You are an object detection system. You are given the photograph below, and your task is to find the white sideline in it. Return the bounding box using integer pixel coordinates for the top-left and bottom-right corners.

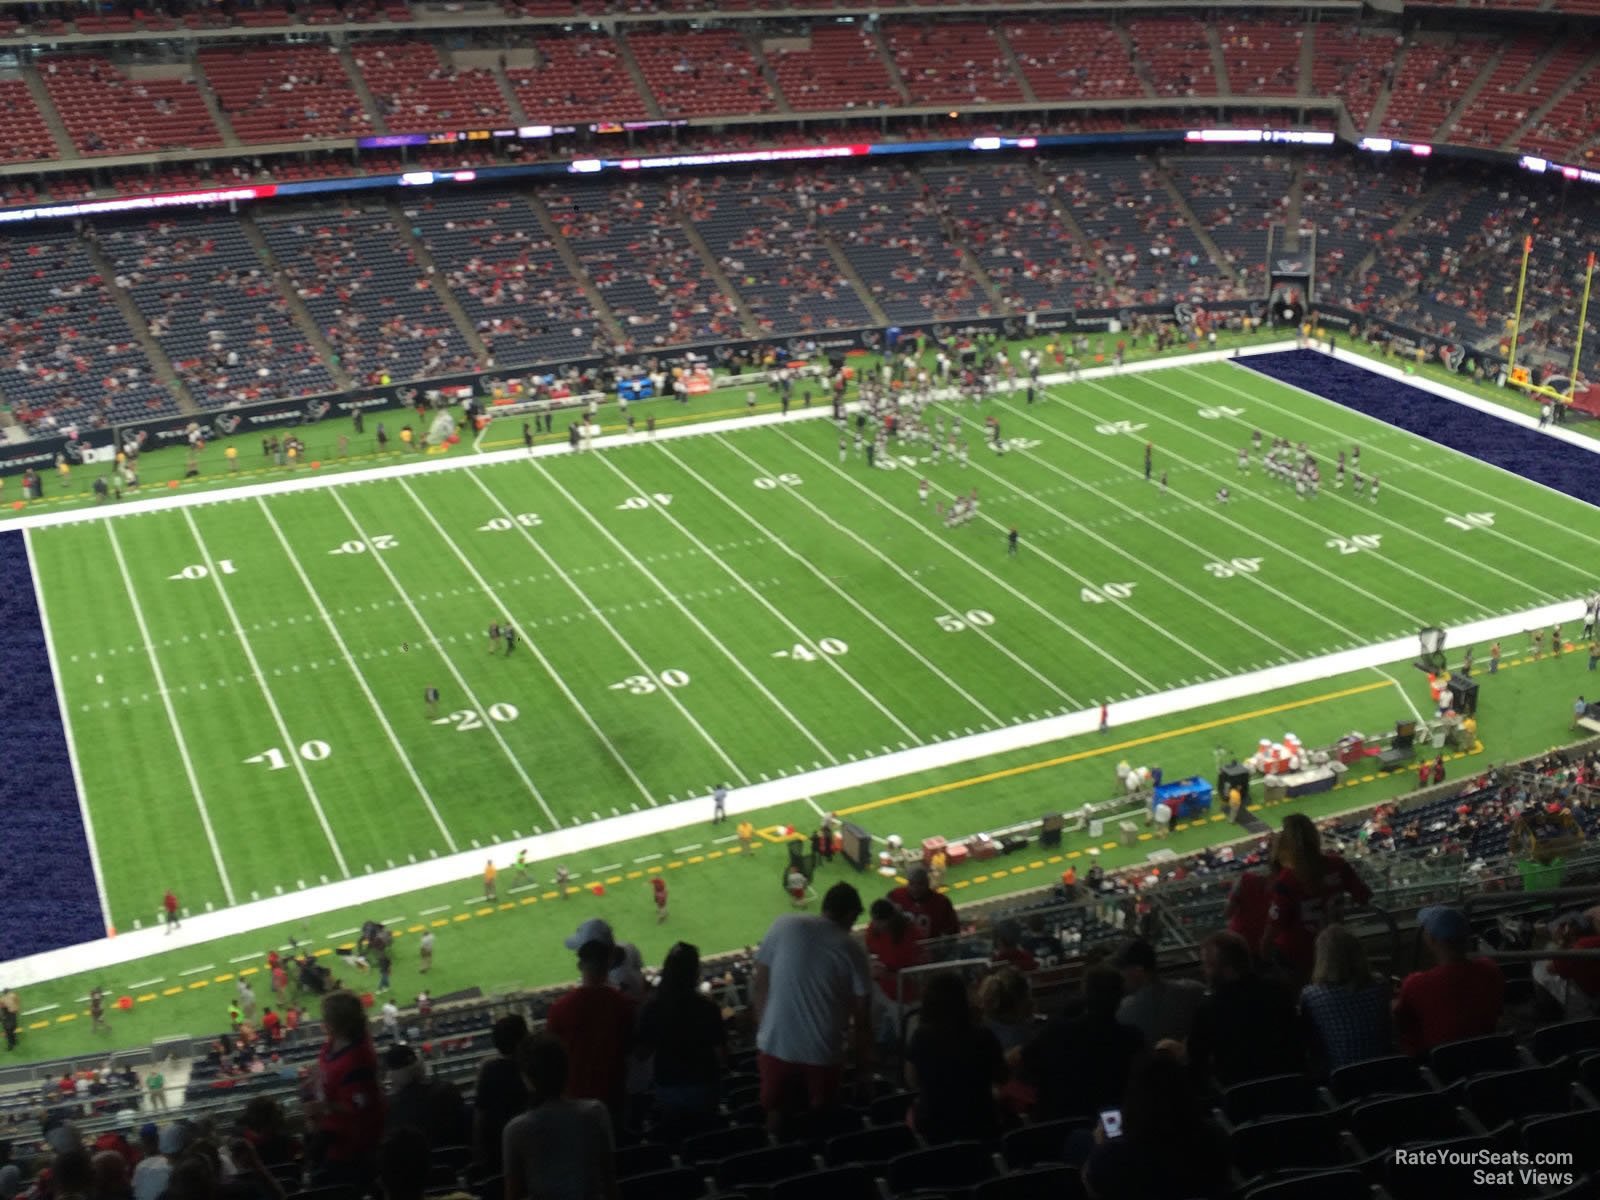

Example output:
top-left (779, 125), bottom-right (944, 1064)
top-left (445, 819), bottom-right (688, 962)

top-left (2, 339), bottom-right (1581, 990)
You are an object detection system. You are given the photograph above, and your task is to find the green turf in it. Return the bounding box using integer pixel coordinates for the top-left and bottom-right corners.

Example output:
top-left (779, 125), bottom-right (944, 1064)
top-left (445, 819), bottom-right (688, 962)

top-left (13, 350), bottom-right (1600, 1064)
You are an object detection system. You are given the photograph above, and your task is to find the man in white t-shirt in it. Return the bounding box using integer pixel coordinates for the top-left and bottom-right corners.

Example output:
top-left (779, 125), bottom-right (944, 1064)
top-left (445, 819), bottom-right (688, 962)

top-left (752, 882), bottom-right (872, 1135)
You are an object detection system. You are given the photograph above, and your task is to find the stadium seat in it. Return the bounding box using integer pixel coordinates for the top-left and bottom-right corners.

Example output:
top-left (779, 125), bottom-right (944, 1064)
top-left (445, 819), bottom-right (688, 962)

top-left (824, 1123), bottom-right (920, 1169)
top-left (713, 1143), bottom-right (818, 1192)
top-left (1427, 1034), bottom-right (1523, 1085)
top-left (618, 1167), bottom-right (706, 1200)
top-left (969, 1165), bottom-right (1079, 1200)
top-left (870, 1090), bottom-right (918, 1126)
top-left (1222, 1074), bottom-right (1327, 1124)
top-left (769, 1165), bottom-right (880, 1200)
top-left (999, 1118), bottom-right (1089, 1169)
top-left (1523, 1111), bottom-right (1600, 1171)
top-left (1381, 1136), bottom-right (1495, 1200)
top-left (1541, 1174), bottom-right (1596, 1200)
top-left (1349, 1092), bottom-right (1469, 1157)
top-left (614, 1143), bottom-right (675, 1178)
top-left (1464, 1065), bottom-right (1572, 1127)
top-left (1531, 1018), bottom-right (1600, 1064)
top-left (680, 1125), bottom-right (769, 1166)
top-left (471, 1175), bottom-right (501, 1200)
top-left (1241, 1170), bottom-right (1371, 1200)
top-left (886, 1143), bottom-right (998, 1195)
top-left (1228, 1113), bottom-right (1349, 1180)
top-left (1326, 1055), bottom-right (1429, 1105)
top-left (287, 1188), bottom-right (359, 1200)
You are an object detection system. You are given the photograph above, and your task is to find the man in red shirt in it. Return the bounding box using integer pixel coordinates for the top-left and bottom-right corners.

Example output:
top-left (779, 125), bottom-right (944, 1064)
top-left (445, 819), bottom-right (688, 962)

top-left (1535, 915), bottom-right (1600, 1017)
top-left (261, 1007), bottom-right (282, 1043)
top-left (545, 938), bottom-right (635, 1127)
top-left (1394, 906), bottom-right (1505, 1055)
top-left (888, 865), bottom-right (959, 939)
top-left (990, 922), bottom-right (1037, 973)
top-left (163, 890), bottom-right (180, 933)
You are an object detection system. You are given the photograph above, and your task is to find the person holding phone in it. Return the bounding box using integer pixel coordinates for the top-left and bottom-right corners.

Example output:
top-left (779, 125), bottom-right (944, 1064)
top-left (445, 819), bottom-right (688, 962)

top-left (1080, 1049), bottom-right (1229, 1200)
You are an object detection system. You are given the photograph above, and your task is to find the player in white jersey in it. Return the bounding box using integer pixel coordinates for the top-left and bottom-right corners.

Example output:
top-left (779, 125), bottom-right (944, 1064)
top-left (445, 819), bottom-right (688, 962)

top-left (1216, 486), bottom-right (1230, 504)
top-left (919, 478), bottom-right (929, 505)
top-left (839, 436), bottom-right (848, 464)
top-left (1369, 474), bottom-right (1380, 504)
top-left (1238, 447), bottom-right (1249, 473)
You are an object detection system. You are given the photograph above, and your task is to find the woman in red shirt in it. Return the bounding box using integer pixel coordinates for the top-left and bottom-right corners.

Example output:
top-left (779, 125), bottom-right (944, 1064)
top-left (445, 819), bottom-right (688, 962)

top-left (308, 991), bottom-right (385, 1186)
top-left (865, 898), bottom-right (926, 1006)
top-left (1261, 814), bottom-right (1372, 980)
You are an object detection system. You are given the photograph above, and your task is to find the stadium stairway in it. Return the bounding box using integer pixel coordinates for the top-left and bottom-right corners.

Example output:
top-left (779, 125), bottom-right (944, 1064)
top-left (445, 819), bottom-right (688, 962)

top-left (487, 53), bottom-right (530, 127)
top-left (521, 191), bottom-right (627, 350)
top-left (816, 227), bottom-right (890, 328)
top-left (1363, 39), bottom-right (1405, 137)
top-left (80, 233), bottom-right (201, 414)
top-left (384, 196), bottom-right (490, 363)
top-left (673, 208), bottom-right (763, 338)
top-left (867, 23), bottom-right (913, 106)
top-left (1205, 23), bottom-right (1233, 96)
top-left (237, 211), bottom-right (357, 393)
top-left (1022, 161), bottom-right (1118, 296)
top-left (339, 44), bottom-right (391, 136)
top-left (991, 27), bottom-right (1039, 106)
top-left (1154, 160), bottom-right (1246, 291)
top-left (20, 61), bottom-right (76, 161)
top-left (1435, 43), bottom-right (1508, 143)
top-left (1500, 44), bottom-right (1600, 152)
top-left (1346, 185), bottom-right (1442, 289)
top-left (614, 32), bottom-right (664, 122)
top-left (1116, 22), bottom-right (1161, 100)
top-left (1296, 24), bottom-right (1315, 99)
top-left (194, 68), bottom-right (242, 148)
top-left (741, 29), bottom-right (792, 115)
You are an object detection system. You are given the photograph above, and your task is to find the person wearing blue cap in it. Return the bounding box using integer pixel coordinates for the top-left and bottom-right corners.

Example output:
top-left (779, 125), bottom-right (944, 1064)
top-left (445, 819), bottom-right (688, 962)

top-left (1393, 906), bottom-right (1504, 1055)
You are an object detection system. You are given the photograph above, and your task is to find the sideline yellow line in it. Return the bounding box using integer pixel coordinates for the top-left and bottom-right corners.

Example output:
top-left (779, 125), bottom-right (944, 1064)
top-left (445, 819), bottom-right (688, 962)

top-left (836, 680), bottom-right (1390, 819)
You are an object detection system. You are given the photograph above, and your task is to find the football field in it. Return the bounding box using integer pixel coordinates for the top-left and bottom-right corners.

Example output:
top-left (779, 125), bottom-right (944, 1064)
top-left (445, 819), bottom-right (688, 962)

top-left (28, 357), bottom-right (1600, 935)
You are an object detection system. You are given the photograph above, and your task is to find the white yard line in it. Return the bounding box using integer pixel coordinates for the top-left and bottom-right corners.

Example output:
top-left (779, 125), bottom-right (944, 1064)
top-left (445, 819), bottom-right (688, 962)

top-left (990, 398), bottom-right (1370, 643)
top-left (712, 432), bottom-right (1074, 708)
top-left (1067, 383), bottom-right (1445, 627)
top-left (447, 471), bottom-right (708, 799)
top-left (23, 528), bottom-right (112, 938)
top-left (527, 460), bottom-right (839, 765)
top-left (591, 449), bottom-right (923, 745)
top-left (656, 440), bottom-right (1003, 726)
top-left (1132, 369), bottom-right (1569, 604)
top-left (104, 521), bottom-right (236, 904)
top-left (1372, 667), bottom-right (1427, 726)
top-left (330, 487), bottom-right (562, 830)
top-left (914, 432), bottom-right (1230, 676)
top-left (257, 498), bottom-right (458, 852)
top-left (182, 509), bottom-right (350, 878)
top-left (1211, 361), bottom-right (1600, 566)
top-left (918, 428), bottom-right (1295, 659)
top-left (776, 428), bottom-right (1158, 693)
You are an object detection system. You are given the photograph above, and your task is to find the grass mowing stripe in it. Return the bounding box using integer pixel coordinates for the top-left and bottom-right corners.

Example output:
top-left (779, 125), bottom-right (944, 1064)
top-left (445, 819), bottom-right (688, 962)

top-left (774, 426), bottom-right (1154, 696)
top-left (449, 468), bottom-right (746, 793)
top-left (988, 395), bottom-right (1387, 642)
top-left (182, 507), bottom-right (351, 878)
top-left (331, 485), bottom-right (563, 831)
top-left (653, 440), bottom-right (1005, 727)
top-left (527, 459), bottom-right (840, 767)
top-left (255, 497), bottom-right (458, 853)
top-left (1129, 370), bottom-right (1569, 605)
top-left (104, 519), bottom-right (236, 905)
top-left (24, 528), bottom-right (111, 935)
top-left (590, 448), bottom-right (924, 746)
top-left (916, 459), bottom-right (1229, 678)
top-left (711, 431), bottom-right (1075, 712)
top-left (1068, 382), bottom-right (1443, 628)
top-left (1198, 364), bottom-right (1600, 580)
top-left (918, 417), bottom-right (1296, 661)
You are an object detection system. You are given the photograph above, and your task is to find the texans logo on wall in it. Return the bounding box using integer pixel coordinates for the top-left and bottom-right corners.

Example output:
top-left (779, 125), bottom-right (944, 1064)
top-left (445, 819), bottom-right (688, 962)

top-left (1436, 343), bottom-right (1467, 373)
top-left (1173, 301), bottom-right (1197, 325)
top-left (212, 413), bottom-right (243, 437)
top-left (858, 330), bottom-right (880, 349)
top-left (303, 398), bottom-right (332, 422)
top-left (61, 437), bottom-right (95, 464)
top-left (1274, 259), bottom-right (1308, 275)
top-left (1249, 301), bottom-right (1270, 321)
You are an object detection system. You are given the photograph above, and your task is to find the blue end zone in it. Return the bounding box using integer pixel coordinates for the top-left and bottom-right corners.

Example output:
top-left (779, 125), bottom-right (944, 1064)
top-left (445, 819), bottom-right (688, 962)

top-left (1239, 351), bottom-right (1600, 509)
top-left (0, 530), bottom-right (105, 958)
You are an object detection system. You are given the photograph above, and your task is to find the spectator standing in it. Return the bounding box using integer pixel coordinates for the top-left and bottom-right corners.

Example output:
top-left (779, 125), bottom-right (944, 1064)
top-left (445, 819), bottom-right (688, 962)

top-left (1261, 813), bottom-right (1371, 980)
top-left (545, 941), bottom-right (635, 1128)
top-left (1186, 932), bottom-right (1305, 1086)
top-left (501, 1035), bottom-right (617, 1200)
top-left (1393, 906), bottom-right (1505, 1055)
top-left (130, 1126), bottom-right (173, 1200)
top-left (751, 883), bottom-right (873, 1135)
top-left (977, 966), bottom-right (1035, 1053)
top-left (634, 942), bottom-right (726, 1133)
top-left (904, 975), bottom-right (1006, 1144)
top-left (472, 1015), bottom-right (528, 1171)
top-left (887, 865), bottom-right (959, 938)
top-left (382, 1045), bottom-right (469, 1149)
top-left (1113, 938), bottom-right (1204, 1046)
top-left (1299, 926), bottom-right (1392, 1072)
top-left (1019, 966), bottom-right (1143, 1123)
top-left (1225, 867), bottom-right (1272, 958)
top-left (863, 898), bottom-right (926, 1017)
top-left (1079, 1049), bottom-right (1230, 1200)
top-left (309, 991), bottom-right (386, 1187)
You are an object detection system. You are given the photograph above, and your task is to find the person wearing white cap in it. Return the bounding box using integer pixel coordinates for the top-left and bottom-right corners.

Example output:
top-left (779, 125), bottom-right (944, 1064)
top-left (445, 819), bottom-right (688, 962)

top-left (1393, 906), bottom-right (1504, 1055)
top-left (562, 919), bottom-right (645, 1001)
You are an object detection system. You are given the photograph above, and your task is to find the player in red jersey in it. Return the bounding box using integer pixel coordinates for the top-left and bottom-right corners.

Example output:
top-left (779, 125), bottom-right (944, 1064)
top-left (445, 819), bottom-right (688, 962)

top-left (651, 876), bottom-right (669, 924)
